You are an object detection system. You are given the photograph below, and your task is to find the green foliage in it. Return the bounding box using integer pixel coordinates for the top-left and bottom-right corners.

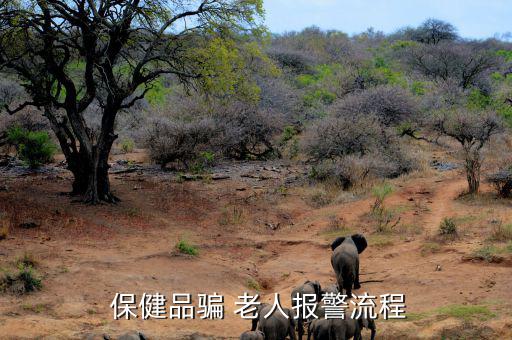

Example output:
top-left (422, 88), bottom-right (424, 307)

top-left (390, 40), bottom-right (418, 50)
top-left (471, 245), bottom-right (501, 262)
top-left (372, 182), bottom-right (393, 203)
top-left (497, 49), bottom-right (512, 62)
top-left (439, 218), bottom-right (457, 236)
top-left (192, 38), bottom-right (276, 103)
top-left (411, 81), bottom-right (426, 95)
top-left (280, 126), bottom-right (298, 144)
top-left (190, 151), bottom-right (215, 174)
top-left (296, 64), bottom-right (340, 88)
top-left (436, 304), bottom-right (495, 320)
top-left (1, 264), bottom-right (42, 295)
top-left (303, 88), bottom-right (336, 106)
top-left (371, 183), bottom-right (399, 233)
top-left (119, 138), bottom-right (135, 153)
top-left (145, 78), bottom-right (173, 107)
top-left (375, 66), bottom-right (407, 87)
top-left (175, 239), bottom-right (199, 256)
top-left (6, 127), bottom-right (57, 168)
top-left (467, 89), bottom-right (492, 110)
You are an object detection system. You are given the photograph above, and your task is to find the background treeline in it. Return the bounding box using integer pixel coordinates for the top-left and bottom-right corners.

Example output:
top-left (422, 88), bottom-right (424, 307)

top-left (2, 18), bottom-right (512, 194)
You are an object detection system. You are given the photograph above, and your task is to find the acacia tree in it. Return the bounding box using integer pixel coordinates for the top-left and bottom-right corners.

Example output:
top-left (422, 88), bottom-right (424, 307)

top-left (432, 110), bottom-right (503, 194)
top-left (407, 42), bottom-right (499, 89)
top-left (0, 0), bottom-right (264, 203)
top-left (414, 18), bottom-right (458, 44)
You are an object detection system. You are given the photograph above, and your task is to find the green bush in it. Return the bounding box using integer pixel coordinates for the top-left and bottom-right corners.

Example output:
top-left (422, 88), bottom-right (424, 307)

top-left (439, 218), bottom-right (457, 236)
top-left (176, 239), bottom-right (199, 256)
top-left (7, 126), bottom-right (56, 168)
top-left (1, 264), bottom-right (42, 295)
top-left (120, 138), bottom-right (135, 153)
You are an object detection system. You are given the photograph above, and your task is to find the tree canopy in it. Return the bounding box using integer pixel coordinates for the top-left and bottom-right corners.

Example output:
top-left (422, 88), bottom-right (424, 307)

top-left (0, 0), bottom-right (266, 203)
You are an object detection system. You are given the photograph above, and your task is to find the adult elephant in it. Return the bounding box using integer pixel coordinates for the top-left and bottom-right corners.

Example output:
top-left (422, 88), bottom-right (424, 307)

top-left (251, 303), bottom-right (296, 340)
top-left (291, 281), bottom-right (323, 340)
top-left (330, 234), bottom-right (367, 298)
top-left (308, 317), bottom-right (376, 340)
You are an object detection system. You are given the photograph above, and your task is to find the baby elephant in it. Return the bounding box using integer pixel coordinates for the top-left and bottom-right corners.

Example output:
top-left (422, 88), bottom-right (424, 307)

top-left (308, 317), bottom-right (376, 340)
top-left (251, 303), bottom-right (296, 340)
top-left (240, 330), bottom-right (265, 340)
top-left (291, 280), bottom-right (323, 340)
top-left (330, 234), bottom-right (367, 297)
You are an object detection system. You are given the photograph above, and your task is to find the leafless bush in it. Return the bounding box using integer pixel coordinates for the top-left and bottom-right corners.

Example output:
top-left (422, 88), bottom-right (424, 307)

top-left (331, 85), bottom-right (419, 126)
top-left (0, 109), bottom-right (48, 133)
top-left (305, 115), bottom-right (419, 187)
top-left (267, 47), bottom-right (315, 74)
top-left (406, 41), bottom-right (499, 89)
top-left (420, 78), bottom-right (467, 111)
top-left (144, 117), bottom-right (216, 169)
top-left (214, 106), bottom-right (283, 160)
top-left (303, 115), bottom-right (382, 161)
top-left (257, 76), bottom-right (304, 123)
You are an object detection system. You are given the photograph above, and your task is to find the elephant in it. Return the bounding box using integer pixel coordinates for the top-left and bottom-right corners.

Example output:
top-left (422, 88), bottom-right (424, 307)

top-left (240, 330), bottom-right (265, 340)
top-left (118, 332), bottom-right (147, 340)
top-left (84, 332), bottom-right (146, 340)
top-left (83, 335), bottom-right (110, 340)
top-left (323, 284), bottom-right (339, 295)
top-left (330, 234), bottom-right (367, 298)
top-left (291, 280), bottom-right (324, 340)
top-left (307, 317), bottom-right (376, 340)
top-left (307, 318), bottom-right (331, 340)
top-left (251, 303), bottom-right (297, 340)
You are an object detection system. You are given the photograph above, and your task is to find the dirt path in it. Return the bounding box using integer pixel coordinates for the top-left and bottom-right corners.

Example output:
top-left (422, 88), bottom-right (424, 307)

top-left (0, 164), bottom-right (511, 339)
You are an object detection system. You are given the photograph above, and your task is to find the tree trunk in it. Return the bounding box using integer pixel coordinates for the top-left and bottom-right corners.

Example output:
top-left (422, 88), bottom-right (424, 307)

top-left (82, 141), bottom-right (118, 204)
top-left (465, 152), bottom-right (481, 194)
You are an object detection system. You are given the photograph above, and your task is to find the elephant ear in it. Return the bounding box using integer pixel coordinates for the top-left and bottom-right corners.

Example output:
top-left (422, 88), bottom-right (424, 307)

top-left (351, 234), bottom-right (367, 253)
top-left (311, 280), bottom-right (322, 300)
top-left (331, 237), bottom-right (346, 251)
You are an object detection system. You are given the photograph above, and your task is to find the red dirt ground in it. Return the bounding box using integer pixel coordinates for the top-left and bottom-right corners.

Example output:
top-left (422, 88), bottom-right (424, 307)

top-left (0, 152), bottom-right (511, 339)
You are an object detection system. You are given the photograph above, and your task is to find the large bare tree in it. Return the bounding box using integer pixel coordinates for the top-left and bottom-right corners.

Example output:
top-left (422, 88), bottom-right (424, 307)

top-left (0, 0), bottom-right (263, 203)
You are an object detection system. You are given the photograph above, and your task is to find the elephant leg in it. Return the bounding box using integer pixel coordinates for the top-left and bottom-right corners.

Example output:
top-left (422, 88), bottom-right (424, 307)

top-left (344, 278), bottom-right (353, 299)
top-left (290, 322), bottom-right (297, 340)
top-left (336, 272), bottom-right (344, 296)
top-left (298, 318), bottom-right (304, 340)
top-left (354, 261), bottom-right (361, 290)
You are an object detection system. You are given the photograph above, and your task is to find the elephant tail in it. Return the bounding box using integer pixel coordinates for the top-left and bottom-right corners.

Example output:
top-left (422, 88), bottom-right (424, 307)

top-left (341, 265), bottom-right (354, 289)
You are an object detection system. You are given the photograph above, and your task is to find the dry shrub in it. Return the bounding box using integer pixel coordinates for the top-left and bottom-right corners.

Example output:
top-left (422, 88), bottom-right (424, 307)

top-left (0, 109), bottom-right (49, 134)
top-left (305, 115), bottom-right (419, 188)
top-left (144, 117), bottom-right (216, 169)
top-left (489, 221), bottom-right (512, 242)
top-left (214, 105), bottom-right (283, 160)
top-left (144, 99), bottom-right (283, 167)
top-left (331, 85), bottom-right (419, 126)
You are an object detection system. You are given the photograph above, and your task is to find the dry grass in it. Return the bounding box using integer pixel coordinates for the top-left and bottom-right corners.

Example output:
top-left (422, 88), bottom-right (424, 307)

top-left (489, 221), bottom-right (512, 242)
